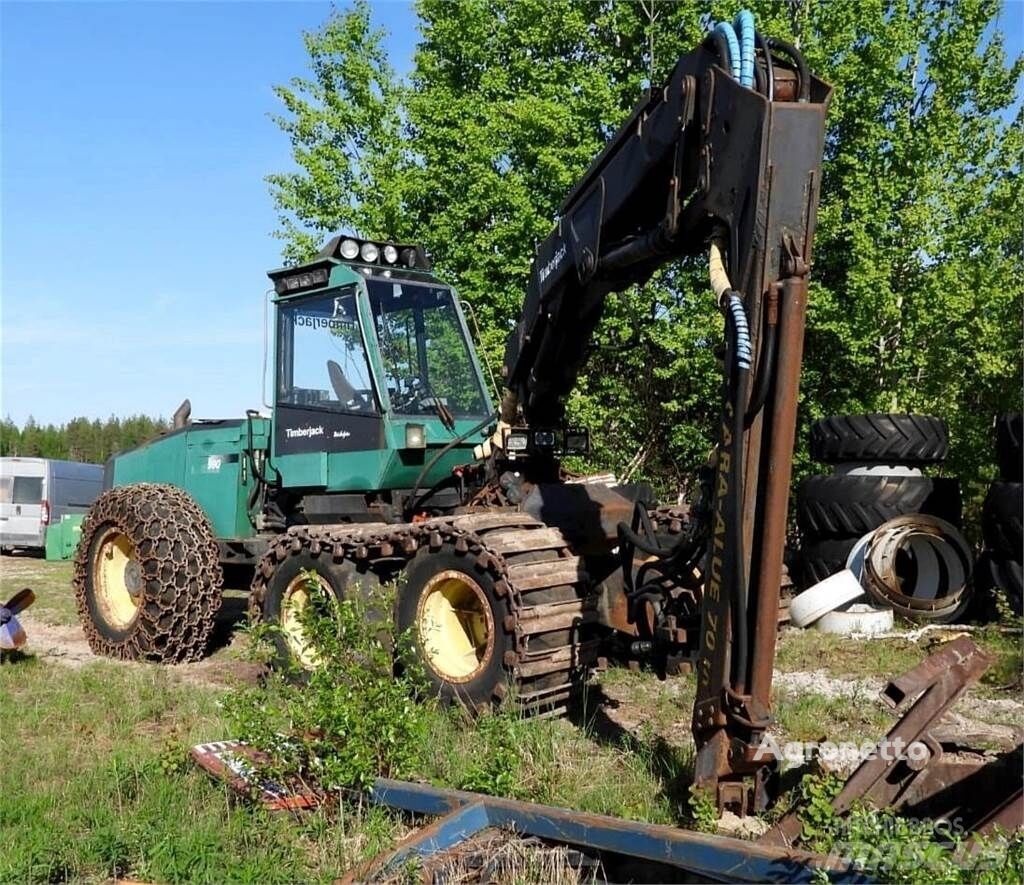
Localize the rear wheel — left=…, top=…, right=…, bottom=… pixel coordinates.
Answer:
left=73, top=484, right=223, bottom=662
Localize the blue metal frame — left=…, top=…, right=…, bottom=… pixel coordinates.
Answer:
left=358, top=778, right=871, bottom=883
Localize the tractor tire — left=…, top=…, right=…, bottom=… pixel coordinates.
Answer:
left=991, top=556, right=1023, bottom=616
left=258, top=547, right=381, bottom=677
left=796, top=474, right=962, bottom=539
left=995, top=414, right=1023, bottom=482
left=798, top=537, right=859, bottom=590
left=396, top=543, right=516, bottom=709
left=73, top=483, right=223, bottom=663
left=981, top=482, right=1023, bottom=560
left=809, top=414, right=948, bottom=466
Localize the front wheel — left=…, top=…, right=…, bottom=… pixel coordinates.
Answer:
left=73, top=483, right=223, bottom=663
left=396, top=544, right=513, bottom=710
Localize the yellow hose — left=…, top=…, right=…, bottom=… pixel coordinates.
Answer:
left=709, top=237, right=732, bottom=302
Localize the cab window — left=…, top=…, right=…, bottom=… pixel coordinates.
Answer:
left=277, top=289, right=378, bottom=413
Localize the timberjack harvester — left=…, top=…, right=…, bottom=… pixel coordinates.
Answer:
left=75, top=14, right=830, bottom=813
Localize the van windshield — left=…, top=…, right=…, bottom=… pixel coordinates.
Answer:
left=12, top=476, right=43, bottom=504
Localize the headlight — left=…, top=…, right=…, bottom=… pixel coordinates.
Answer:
left=405, top=423, right=426, bottom=449
left=505, top=432, right=529, bottom=452
left=340, top=238, right=359, bottom=259
left=382, top=244, right=399, bottom=264
left=533, top=430, right=556, bottom=447
left=360, top=241, right=379, bottom=263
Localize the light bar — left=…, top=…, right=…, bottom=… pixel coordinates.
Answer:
left=315, top=234, right=433, bottom=271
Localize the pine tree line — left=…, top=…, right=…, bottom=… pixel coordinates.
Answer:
left=0, top=415, right=169, bottom=464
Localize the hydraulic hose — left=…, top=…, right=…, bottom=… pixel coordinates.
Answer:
left=729, top=330, right=751, bottom=688
left=710, top=238, right=752, bottom=689
left=705, top=30, right=733, bottom=75
left=721, top=299, right=751, bottom=689
left=767, top=36, right=809, bottom=102
left=407, top=411, right=497, bottom=517
left=713, top=21, right=741, bottom=80
left=744, top=306, right=777, bottom=428
left=708, top=237, right=732, bottom=302
left=725, top=292, right=752, bottom=371
left=757, top=31, right=774, bottom=101
left=734, top=10, right=756, bottom=88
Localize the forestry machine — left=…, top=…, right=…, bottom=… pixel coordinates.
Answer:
left=74, top=12, right=829, bottom=813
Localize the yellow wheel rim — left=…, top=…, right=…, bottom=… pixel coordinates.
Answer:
left=92, top=528, right=141, bottom=629
left=280, top=573, right=332, bottom=669
left=416, top=570, right=494, bottom=683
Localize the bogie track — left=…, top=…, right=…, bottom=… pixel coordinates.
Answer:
left=250, top=511, right=599, bottom=716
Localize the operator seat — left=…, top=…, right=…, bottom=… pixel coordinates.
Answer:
left=327, top=360, right=359, bottom=409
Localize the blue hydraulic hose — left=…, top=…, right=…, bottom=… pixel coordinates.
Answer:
left=727, top=292, right=752, bottom=370
left=713, top=21, right=741, bottom=81
left=734, top=9, right=756, bottom=88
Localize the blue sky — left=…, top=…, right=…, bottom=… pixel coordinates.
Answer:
left=1, top=1, right=415, bottom=427
left=2, top=1, right=1022, bottom=428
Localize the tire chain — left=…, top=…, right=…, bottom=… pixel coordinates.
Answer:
left=73, top=483, right=223, bottom=663
left=249, top=511, right=600, bottom=716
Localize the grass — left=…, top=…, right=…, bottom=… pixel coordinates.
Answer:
left=776, top=623, right=1022, bottom=697
left=2, top=555, right=1020, bottom=882
left=0, top=654, right=407, bottom=883
left=1, top=554, right=78, bottom=625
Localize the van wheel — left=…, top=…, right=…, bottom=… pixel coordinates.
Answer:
left=73, top=484, right=223, bottom=663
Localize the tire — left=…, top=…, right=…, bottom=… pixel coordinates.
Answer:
left=797, top=474, right=962, bottom=538
left=73, top=483, right=223, bottom=663
left=992, top=556, right=1023, bottom=616
left=396, top=543, right=515, bottom=710
left=995, top=414, right=1023, bottom=482
left=982, top=482, right=1023, bottom=559
left=259, top=549, right=382, bottom=676
left=981, top=553, right=1023, bottom=617
left=809, top=414, right=948, bottom=465
left=799, top=537, right=859, bottom=590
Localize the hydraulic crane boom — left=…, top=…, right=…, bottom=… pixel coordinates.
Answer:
left=501, top=22, right=831, bottom=813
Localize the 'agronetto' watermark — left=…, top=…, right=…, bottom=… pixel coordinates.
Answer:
left=753, top=733, right=930, bottom=765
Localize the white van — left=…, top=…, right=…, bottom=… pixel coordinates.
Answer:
left=0, top=457, right=104, bottom=553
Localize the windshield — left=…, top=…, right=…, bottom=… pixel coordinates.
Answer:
left=277, top=289, right=378, bottom=413
left=367, top=279, right=488, bottom=417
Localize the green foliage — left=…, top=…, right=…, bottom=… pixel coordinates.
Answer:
left=792, top=772, right=1024, bottom=883
left=796, top=771, right=845, bottom=843
left=268, top=0, right=1021, bottom=504
left=0, top=413, right=168, bottom=463
left=227, top=574, right=433, bottom=791
left=454, top=709, right=526, bottom=797
left=687, top=785, right=719, bottom=833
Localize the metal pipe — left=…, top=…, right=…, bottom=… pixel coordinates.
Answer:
left=748, top=275, right=807, bottom=704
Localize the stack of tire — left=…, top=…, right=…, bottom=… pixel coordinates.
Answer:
left=980, top=414, right=1022, bottom=615
left=797, top=414, right=961, bottom=591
